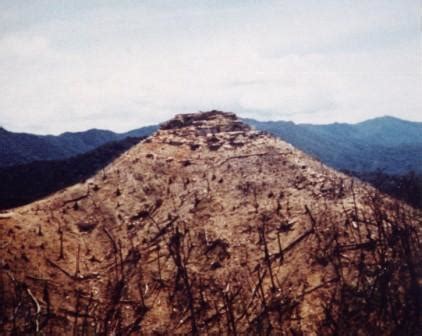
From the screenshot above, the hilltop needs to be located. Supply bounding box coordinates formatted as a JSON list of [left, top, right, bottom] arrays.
[[0, 111, 420, 335]]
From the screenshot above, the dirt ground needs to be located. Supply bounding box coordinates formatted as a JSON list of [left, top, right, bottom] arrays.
[[1, 111, 420, 335]]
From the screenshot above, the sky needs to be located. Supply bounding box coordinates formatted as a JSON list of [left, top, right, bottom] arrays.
[[0, 0, 420, 134]]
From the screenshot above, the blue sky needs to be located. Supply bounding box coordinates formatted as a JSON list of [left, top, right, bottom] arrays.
[[0, 0, 420, 134]]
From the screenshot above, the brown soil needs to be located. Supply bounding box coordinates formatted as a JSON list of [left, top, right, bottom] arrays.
[[0, 111, 420, 335]]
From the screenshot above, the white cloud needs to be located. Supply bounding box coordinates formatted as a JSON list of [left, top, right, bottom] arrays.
[[0, 0, 420, 134]]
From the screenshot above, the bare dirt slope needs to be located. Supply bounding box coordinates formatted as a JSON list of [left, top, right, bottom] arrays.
[[0, 111, 420, 335]]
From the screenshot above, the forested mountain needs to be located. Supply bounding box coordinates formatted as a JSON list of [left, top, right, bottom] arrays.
[[2, 116, 420, 174], [0, 125, 157, 167], [0, 136, 144, 210], [245, 116, 422, 174]]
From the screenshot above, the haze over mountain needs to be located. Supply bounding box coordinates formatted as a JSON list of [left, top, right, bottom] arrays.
[[246, 116, 422, 174], [2, 116, 421, 175], [0, 111, 420, 335], [0, 125, 157, 167]]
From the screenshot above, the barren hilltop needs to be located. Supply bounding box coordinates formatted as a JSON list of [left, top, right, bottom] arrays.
[[0, 111, 420, 335]]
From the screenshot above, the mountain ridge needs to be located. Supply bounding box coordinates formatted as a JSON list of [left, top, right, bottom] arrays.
[[245, 116, 422, 174], [0, 136, 145, 210], [0, 124, 157, 167], [0, 111, 420, 335], [1, 115, 421, 174]]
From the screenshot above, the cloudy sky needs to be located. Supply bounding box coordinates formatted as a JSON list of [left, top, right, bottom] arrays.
[[0, 0, 420, 134]]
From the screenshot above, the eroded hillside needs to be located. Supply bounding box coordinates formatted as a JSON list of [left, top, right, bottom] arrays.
[[0, 111, 420, 335]]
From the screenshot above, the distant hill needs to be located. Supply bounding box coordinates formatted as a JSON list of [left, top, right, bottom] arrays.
[[1, 112, 419, 335], [2, 116, 420, 174], [0, 136, 145, 210], [244, 116, 422, 174], [0, 125, 158, 167]]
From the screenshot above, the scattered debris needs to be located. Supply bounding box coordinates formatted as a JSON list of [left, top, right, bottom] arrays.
[[0, 111, 419, 335]]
